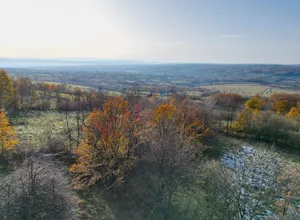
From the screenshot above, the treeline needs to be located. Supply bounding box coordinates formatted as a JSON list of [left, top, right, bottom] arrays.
[[212, 92, 300, 147], [0, 69, 105, 112], [0, 69, 300, 219]]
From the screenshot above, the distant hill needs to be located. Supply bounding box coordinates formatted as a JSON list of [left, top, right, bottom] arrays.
[[1, 58, 300, 89], [0, 58, 155, 68], [1, 58, 299, 74]]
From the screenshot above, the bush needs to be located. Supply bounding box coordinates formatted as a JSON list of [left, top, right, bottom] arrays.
[[0, 155, 78, 220], [248, 112, 295, 142]]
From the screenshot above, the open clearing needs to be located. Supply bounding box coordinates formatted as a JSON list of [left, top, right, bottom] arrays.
[[200, 84, 300, 97], [10, 111, 77, 148]]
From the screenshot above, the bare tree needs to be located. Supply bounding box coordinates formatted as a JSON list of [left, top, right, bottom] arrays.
[[0, 154, 79, 220], [64, 111, 75, 151], [141, 119, 200, 220]]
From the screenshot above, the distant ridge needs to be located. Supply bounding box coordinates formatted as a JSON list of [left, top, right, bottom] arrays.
[[0, 58, 160, 68], [1, 57, 300, 68]]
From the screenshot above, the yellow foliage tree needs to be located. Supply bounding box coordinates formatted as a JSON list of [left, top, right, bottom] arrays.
[[286, 107, 300, 119], [233, 95, 263, 132], [273, 100, 289, 114], [232, 108, 255, 132], [152, 103, 176, 124], [286, 102, 300, 119], [0, 109, 18, 153], [245, 95, 263, 110]]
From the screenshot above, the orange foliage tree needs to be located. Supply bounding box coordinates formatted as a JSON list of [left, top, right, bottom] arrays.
[[178, 102, 210, 142], [152, 103, 176, 123], [150, 99, 210, 144], [0, 109, 18, 153], [70, 96, 141, 189]]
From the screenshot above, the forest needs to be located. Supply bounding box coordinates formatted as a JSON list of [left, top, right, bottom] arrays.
[[0, 68, 300, 220]]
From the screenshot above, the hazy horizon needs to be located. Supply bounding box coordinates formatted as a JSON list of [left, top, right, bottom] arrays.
[[1, 0, 300, 64], [0, 57, 300, 65], [1, 57, 300, 66]]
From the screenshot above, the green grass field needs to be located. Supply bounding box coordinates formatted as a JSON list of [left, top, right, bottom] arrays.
[[10, 111, 78, 148], [200, 84, 300, 97], [33, 80, 96, 92]]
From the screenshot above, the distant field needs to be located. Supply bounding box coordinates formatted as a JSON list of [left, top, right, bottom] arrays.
[[200, 84, 300, 97], [33, 81, 96, 92], [64, 84, 96, 92]]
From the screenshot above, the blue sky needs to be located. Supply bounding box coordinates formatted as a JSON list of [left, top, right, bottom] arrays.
[[0, 0, 299, 64]]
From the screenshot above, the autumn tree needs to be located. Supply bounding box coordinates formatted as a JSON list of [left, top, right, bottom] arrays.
[[286, 102, 300, 120], [286, 107, 300, 119], [245, 94, 263, 110], [232, 95, 264, 133], [0, 109, 18, 154], [232, 108, 258, 132], [285, 103, 300, 143], [270, 93, 300, 113], [70, 96, 141, 190], [273, 99, 290, 114], [177, 101, 211, 143], [150, 99, 210, 144], [0, 69, 15, 109]]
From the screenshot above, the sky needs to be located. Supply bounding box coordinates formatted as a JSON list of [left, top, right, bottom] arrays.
[[0, 0, 300, 64]]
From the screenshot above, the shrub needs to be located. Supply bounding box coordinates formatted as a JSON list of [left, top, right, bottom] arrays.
[[0, 155, 78, 220]]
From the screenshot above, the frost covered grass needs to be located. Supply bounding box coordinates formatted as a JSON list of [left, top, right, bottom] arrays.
[[210, 135, 300, 165]]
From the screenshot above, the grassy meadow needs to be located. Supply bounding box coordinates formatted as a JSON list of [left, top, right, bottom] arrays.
[[200, 83, 300, 97], [10, 111, 78, 150]]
